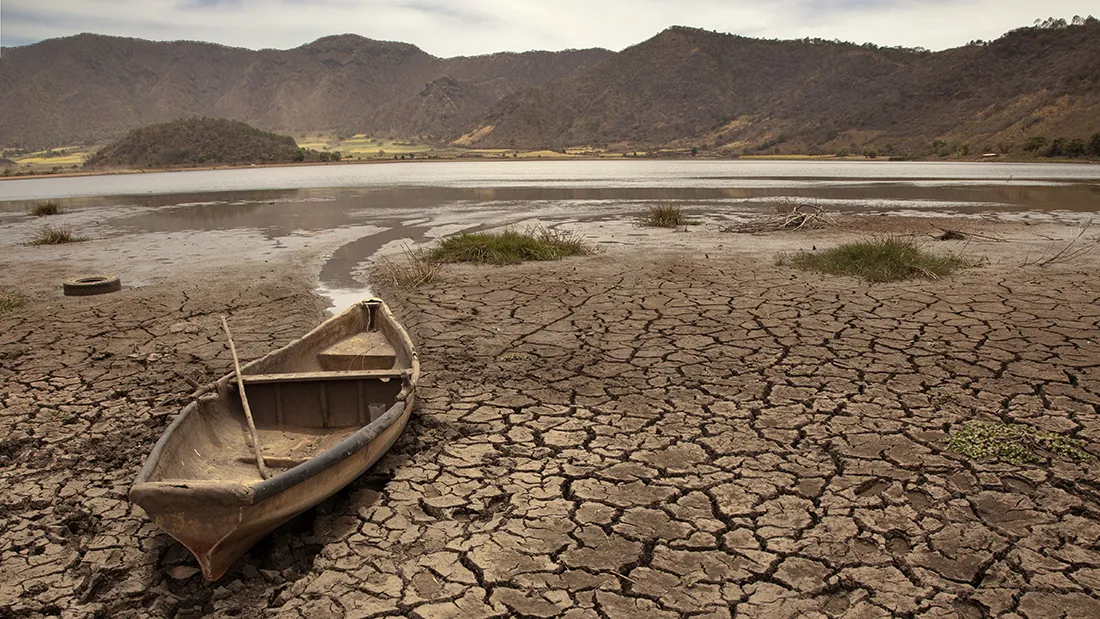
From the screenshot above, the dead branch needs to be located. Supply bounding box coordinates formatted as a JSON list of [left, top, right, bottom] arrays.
[[931, 226, 1005, 242], [1024, 220, 1097, 267], [722, 203, 836, 233]]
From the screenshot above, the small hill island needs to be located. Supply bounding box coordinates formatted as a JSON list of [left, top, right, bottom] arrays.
[[84, 118, 335, 168]]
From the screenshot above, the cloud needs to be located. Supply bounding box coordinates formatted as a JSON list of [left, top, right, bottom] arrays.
[[1, 0, 1097, 56]]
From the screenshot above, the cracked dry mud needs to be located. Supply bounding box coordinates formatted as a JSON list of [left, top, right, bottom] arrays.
[[3, 243, 1100, 618]]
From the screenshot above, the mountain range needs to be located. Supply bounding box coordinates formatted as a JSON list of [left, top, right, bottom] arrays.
[[2, 19, 1098, 155]]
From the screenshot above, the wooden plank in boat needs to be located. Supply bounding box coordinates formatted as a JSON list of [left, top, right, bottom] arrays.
[[318, 331, 396, 370], [242, 368, 407, 384]]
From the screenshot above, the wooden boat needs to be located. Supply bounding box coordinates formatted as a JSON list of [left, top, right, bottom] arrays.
[[130, 299, 418, 581]]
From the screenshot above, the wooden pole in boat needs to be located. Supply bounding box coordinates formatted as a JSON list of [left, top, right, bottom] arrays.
[[221, 316, 272, 480]]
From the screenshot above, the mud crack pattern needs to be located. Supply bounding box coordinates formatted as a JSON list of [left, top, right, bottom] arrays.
[[3, 253, 1100, 618]]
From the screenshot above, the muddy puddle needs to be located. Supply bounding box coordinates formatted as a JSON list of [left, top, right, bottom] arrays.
[[2, 162, 1098, 311]]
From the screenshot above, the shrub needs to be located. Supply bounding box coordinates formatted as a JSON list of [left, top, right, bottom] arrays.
[[862, 145, 878, 159], [635, 204, 698, 228], [1067, 139, 1086, 157], [1090, 133, 1100, 156], [29, 201, 61, 216], [26, 226, 87, 245], [1023, 136, 1048, 152], [430, 227, 592, 265], [777, 237, 980, 282]]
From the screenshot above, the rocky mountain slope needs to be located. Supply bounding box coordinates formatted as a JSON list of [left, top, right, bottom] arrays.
[[3, 19, 1098, 155], [0, 34, 611, 149], [460, 21, 1100, 155]]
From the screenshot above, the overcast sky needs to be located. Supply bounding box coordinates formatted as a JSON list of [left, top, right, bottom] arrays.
[[2, 0, 1097, 56]]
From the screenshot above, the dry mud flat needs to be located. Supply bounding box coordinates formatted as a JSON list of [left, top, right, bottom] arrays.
[[3, 221, 1100, 618]]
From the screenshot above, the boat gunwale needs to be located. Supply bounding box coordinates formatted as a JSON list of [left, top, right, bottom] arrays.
[[130, 298, 419, 504]]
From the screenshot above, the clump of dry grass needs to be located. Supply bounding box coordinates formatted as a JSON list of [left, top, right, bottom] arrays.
[[26, 225, 87, 245], [28, 201, 62, 216], [0, 290, 25, 314], [635, 203, 697, 228], [777, 236, 981, 282], [430, 226, 592, 265], [380, 246, 442, 288]]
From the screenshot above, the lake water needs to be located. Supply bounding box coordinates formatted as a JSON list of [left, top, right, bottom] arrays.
[[2, 160, 1098, 307], [2, 160, 1100, 201]]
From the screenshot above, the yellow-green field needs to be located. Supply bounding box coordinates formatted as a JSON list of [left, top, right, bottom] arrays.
[[292, 134, 433, 158], [12, 145, 96, 169]]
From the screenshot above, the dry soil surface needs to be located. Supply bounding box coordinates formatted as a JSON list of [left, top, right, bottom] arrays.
[[2, 218, 1100, 618]]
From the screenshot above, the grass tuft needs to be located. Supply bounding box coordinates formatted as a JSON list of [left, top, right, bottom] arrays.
[[943, 422, 1090, 465], [26, 225, 88, 246], [380, 246, 442, 289], [430, 227, 592, 265], [635, 203, 697, 228], [0, 290, 25, 314], [778, 237, 980, 282], [28, 201, 62, 216]]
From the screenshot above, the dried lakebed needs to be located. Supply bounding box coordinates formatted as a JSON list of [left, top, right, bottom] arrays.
[[2, 226, 1100, 618]]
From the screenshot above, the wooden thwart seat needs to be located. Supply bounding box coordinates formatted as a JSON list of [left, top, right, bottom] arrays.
[[317, 331, 396, 371]]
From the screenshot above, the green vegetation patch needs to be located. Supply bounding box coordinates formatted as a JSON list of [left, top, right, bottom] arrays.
[[27, 225, 87, 246], [0, 290, 25, 314], [943, 422, 1090, 465], [636, 203, 698, 228], [430, 227, 592, 265], [779, 237, 979, 282], [85, 117, 328, 168], [29, 201, 62, 216]]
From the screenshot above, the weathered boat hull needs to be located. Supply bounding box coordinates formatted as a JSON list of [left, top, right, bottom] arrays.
[[130, 300, 418, 580]]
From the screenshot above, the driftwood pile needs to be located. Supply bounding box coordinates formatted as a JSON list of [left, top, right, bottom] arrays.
[[722, 203, 836, 233]]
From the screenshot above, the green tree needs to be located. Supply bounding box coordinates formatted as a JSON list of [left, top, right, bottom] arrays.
[[292, 149, 305, 162], [1047, 138, 1068, 157], [1088, 133, 1100, 156], [691, 146, 699, 156], [1023, 136, 1048, 152], [957, 142, 971, 157], [331, 151, 342, 162], [1067, 139, 1086, 157], [862, 145, 878, 159]]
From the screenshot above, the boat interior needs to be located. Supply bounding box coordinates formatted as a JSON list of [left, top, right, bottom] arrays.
[[147, 302, 413, 484]]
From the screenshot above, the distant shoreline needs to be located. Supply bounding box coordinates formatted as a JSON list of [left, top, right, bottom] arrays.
[[2, 154, 1096, 184]]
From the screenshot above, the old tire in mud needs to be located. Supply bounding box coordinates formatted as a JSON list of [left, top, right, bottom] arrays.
[[63, 275, 122, 296]]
